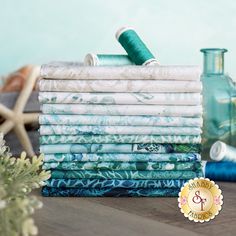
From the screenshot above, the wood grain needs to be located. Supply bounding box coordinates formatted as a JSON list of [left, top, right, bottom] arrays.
[[34, 190, 199, 236], [33, 182, 236, 236]]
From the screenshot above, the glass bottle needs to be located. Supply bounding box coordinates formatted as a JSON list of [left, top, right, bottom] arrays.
[[201, 48, 236, 158]]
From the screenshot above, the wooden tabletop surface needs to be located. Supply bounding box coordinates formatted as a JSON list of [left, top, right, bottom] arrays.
[[34, 181, 236, 236]]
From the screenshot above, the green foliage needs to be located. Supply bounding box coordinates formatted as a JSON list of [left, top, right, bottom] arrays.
[[0, 133, 50, 236]]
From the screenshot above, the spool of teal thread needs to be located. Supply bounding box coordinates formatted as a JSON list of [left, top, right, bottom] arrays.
[[84, 54, 134, 66], [116, 27, 158, 66], [204, 161, 236, 182], [210, 141, 236, 162]]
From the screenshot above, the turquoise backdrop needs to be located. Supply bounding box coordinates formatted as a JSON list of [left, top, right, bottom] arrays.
[[0, 0, 236, 78]]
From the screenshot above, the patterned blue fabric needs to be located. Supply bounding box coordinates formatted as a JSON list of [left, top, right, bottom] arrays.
[[42, 187, 180, 197], [46, 179, 187, 189], [50, 169, 203, 180]]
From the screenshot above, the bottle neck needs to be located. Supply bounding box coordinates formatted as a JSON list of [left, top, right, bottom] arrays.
[[201, 48, 227, 76]]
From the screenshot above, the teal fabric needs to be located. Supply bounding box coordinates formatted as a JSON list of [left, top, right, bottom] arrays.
[[43, 153, 201, 163], [45, 179, 187, 189], [42, 186, 180, 197], [50, 170, 203, 180]]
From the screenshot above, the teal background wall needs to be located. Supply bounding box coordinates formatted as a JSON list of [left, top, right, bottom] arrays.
[[0, 0, 236, 78]]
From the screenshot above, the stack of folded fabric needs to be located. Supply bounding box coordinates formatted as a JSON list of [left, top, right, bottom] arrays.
[[39, 63, 203, 197]]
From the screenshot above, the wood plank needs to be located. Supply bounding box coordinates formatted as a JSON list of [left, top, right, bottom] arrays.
[[87, 182, 236, 235], [33, 182, 236, 236], [34, 190, 199, 236]]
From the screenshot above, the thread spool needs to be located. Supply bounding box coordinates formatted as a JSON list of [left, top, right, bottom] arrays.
[[204, 161, 236, 182], [84, 54, 134, 66], [210, 141, 236, 162], [116, 27, 158, 66]]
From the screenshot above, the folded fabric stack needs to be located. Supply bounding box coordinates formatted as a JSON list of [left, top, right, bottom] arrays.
[[39, 63, 203, 197]]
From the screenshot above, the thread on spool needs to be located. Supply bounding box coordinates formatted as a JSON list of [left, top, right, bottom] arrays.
[[84, 53, 99, 66], [84, 54, 134, 66], [116, 27, 158, 66], [201, 160, 207, 177], [210, 141, 236, 162], [205, 161, 236, 182]]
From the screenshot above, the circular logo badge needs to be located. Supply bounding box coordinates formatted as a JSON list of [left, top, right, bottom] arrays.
[[178, 178, 223, 222]]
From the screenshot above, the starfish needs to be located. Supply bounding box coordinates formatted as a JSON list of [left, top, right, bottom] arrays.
[[0, 66, 40, 156]]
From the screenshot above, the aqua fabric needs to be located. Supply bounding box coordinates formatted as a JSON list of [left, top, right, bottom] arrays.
[[43, 161, 202, 171], [40, 143, 201, 154], [43, 153, 201, 163], [39, 115, 203, 127], [42, 187, 180, 197], [45, 179, 187, 189], [39, 135, 201, 145], [39, 125, 201, 136]]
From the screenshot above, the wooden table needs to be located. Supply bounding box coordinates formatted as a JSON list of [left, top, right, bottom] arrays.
[[34, 182, 236, 236]]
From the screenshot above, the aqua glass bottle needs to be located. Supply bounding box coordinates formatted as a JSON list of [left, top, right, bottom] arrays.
[[201, 48, 236, 158]]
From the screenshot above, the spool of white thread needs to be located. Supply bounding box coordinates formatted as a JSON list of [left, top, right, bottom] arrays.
[[210, 141, 236, 162], [84, 53, 99, 66]]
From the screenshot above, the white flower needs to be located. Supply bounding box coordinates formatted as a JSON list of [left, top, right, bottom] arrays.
[[22, 218, 38, 236], [0, 200, 6, 209]]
